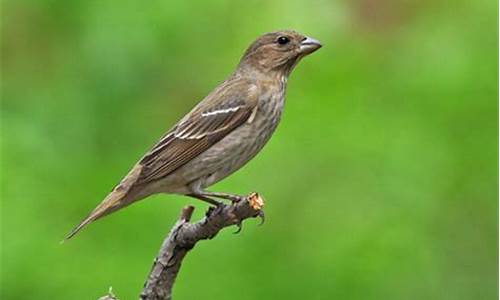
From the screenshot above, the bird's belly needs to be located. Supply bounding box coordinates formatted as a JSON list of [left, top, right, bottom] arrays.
[[173, 102, 283, 191]]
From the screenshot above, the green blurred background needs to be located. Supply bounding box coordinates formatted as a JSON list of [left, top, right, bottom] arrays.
[[1, 0, 498, 299]]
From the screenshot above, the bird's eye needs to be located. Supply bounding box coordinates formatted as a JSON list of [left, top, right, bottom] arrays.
[[277, 36, 290, 45]]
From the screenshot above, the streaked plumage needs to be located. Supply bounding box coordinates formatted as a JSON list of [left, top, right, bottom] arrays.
[[65, 30, 321, 240]]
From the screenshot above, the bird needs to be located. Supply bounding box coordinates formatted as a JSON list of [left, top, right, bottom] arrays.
[[65, 30, 322, 240]]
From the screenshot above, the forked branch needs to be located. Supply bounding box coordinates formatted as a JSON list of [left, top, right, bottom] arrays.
[[139, 193, 265, 300]]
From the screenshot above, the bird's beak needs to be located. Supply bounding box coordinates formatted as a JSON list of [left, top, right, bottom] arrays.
[[299, 37, 322, 55]]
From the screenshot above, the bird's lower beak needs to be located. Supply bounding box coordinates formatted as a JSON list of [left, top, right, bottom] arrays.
[[299, 37, 322, 55]]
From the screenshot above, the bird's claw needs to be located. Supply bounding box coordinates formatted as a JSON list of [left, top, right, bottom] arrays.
[[229, 195, 243, 204], [206, 202, 224, 217], [257, 210, 265, 225], [233, 221, 243, 234], [205, 206, 215, 217]]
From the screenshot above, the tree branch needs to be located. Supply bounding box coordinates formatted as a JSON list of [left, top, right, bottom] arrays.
[[139, 192, 265, 300]]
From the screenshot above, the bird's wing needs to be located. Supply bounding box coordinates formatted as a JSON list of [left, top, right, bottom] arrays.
[[136, 78, 259, 185]]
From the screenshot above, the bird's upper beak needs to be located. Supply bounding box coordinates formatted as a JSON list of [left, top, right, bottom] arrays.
[[299, 36, 322, 55]]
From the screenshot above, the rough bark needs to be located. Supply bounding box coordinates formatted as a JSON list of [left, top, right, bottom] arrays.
[[138, 193, 265, 300]]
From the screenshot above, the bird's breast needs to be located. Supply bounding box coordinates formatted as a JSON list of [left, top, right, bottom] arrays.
[[172, 80, 287, 190], [254, 92, 285, 130]]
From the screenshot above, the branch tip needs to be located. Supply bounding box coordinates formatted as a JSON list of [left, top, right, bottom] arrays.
[[141, 193, 265, 300], [247, 192, 265, 210], [180, 206, 195, 222]]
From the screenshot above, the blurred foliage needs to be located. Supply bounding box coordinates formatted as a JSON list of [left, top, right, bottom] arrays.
[[1, 0, 498, 299]]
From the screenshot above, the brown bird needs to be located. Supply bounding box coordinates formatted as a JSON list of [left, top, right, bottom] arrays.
[[65, 30, 321, 240]]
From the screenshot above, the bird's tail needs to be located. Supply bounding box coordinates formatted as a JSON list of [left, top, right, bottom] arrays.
[[63, 165, 143, 242], [63, 188, 129, 241]]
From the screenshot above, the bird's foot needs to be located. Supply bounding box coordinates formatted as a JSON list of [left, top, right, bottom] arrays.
[[233, 221, 243, 234], [229, 193, 265, 233], [205, 201, 226, 218], [199, 191, 244, 204], [257, 210, 265, 226], [227, 194, 244, 204], [187, 193, 222, 207]]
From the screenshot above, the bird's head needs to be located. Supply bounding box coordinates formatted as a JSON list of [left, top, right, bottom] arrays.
[[238, 30, 322, 76]]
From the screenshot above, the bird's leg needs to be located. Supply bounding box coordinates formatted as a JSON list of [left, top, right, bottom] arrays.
[[187, 193, 222, 206], [198, 191, 244, 203]]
